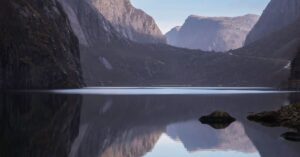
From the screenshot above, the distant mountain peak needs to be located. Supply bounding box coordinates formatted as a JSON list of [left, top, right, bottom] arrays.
[[166, 14, 259, 52], [187, 14, 259, 20], [89, 0, 166, 44]]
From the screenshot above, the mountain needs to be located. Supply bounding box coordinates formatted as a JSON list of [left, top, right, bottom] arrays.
[[245, 0, 300, 45], [88, 0, 165, 44], [60, 0, 293, 87], [58, 0, 123, 47], [233, 17, 300, 60], [0, 0, 83, 89], [165, 26, 181, 47], [59, 0, 166, 45], [165, 14, 259, 52], [232, 18, 300, 89]]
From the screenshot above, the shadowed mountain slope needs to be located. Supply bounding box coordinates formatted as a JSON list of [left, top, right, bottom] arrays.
[[245, 0, 300, 45], [0, 0, 83, 89]]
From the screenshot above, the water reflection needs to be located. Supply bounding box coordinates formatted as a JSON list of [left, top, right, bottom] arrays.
[[0, 93, 81, 157], [145, 134, 259, 157], [71, 93, 300, 157], [1, 91, 300, 157], [166, 121, 256, 153]]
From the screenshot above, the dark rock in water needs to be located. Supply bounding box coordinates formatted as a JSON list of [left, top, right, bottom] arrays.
[[200, 111, 236, 123], [0, 0, 83, 89], [248, 104, 300, 130], [199, 111, 236, 129], [248, 111, 280, 127], [281, 132, 300, 142]]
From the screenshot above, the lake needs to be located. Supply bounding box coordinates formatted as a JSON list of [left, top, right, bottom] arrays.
[[1, 88, 300, 157]]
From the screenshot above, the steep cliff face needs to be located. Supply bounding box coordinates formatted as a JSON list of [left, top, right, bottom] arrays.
[[0, 0, 83, 89], [166, 14, 259, 52], [233, 18, 300, 60], [90, 0, 166, 44], [289, 47, 300, 89], [245, 0, 300, 45], [58, 0, 123, 47]]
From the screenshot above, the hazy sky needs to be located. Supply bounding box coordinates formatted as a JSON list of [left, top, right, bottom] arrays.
[[131, 0, 271, 33]]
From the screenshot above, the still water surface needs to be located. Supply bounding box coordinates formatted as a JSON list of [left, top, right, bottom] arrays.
[[1, 88, 300, 157]]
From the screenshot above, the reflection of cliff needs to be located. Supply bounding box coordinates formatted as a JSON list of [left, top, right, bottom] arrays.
[[70, 94, 295, 157], [100, 127, 162, 157], [167, 121, 256, 153], [70, 118, 163, 157], [70, 96, 165, 157], [243, 121, 300, 157], [0, 94, 81, 157], [1, 93, 297, 157]]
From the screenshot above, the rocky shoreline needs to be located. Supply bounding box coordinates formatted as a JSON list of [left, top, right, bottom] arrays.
[[248, 104, 300, 131]]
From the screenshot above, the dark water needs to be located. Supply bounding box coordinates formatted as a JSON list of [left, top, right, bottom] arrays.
[[1, 88, 300, 157]]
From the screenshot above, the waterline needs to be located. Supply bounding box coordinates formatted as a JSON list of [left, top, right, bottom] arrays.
[[16, 87, 299, 95]]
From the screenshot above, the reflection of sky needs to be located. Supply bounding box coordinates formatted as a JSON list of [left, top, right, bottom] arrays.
[[144, 120, 260, 157], [144, 134, 260, 157], [166, 121, 257, 152]]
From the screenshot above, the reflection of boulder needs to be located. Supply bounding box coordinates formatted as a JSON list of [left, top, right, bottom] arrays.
[[0, 93, 81, 157], [243, 118, 300, 157], [248, 111, 279, 127], [281, 132, 300, 142], [72, 94, 296, 157], [248, 104, 300, 131], [166, 121, 257, 153], [199, 111, 236, 129]]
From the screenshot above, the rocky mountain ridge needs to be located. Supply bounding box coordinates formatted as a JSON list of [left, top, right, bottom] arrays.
[[245, 0, 300, 45], [166, 14, 259, 52], [89, 0, 165, 44], [233, 17, 300, 60]]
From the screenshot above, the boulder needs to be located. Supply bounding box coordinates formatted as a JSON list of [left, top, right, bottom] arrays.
[[199, 111, 236, 129]]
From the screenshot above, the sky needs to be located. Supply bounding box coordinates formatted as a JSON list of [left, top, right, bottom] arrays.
[[131, 0, 271, 33]]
